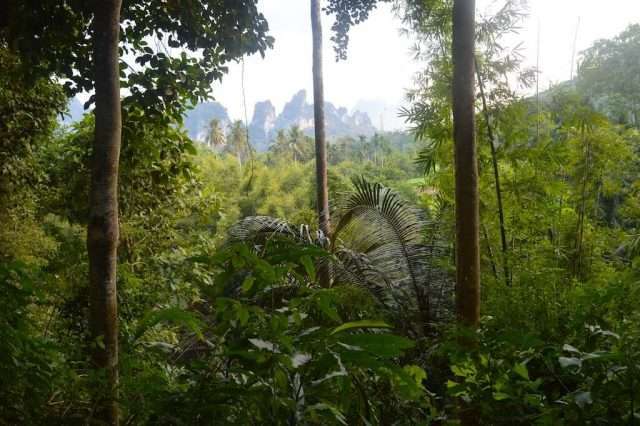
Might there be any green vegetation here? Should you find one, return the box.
[2,1,640,424]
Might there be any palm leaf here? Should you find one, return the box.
[228,215,328,248]
[333,177,453,335]
[225,178,453,335]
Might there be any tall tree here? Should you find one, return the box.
[227,120,249,168]
[205,118,226,149]
[452,8,481,425]
[475,60,510,287]
[578,24,640,127]
[287,125,305,164]
[87,1,122,423]
[311,0,331,241]
[452,0,480,329]
[2,2,273,422]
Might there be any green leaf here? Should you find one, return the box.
[300,255,316,282]
[451,364,474,378]
[513,362,529,380]
[446,380,466,397]
[338,333,414,358]
[307,403,347,425]
[254,258,277,283]
[493,392,510,401]
[404,364,427,383]
[135,307,203,340]
[331,320,391,335]
[241,275,255,293]
[236,305,249,326]
[184,141,197,155]
[390,365,428,400]
[339,349,384,369]
[316,292,341,322]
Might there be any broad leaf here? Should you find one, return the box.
[338,333,414,358]
[331,320,391,335]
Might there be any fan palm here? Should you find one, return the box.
[227,177,453,337]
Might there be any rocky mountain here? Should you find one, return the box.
[185,90,377,151]
[248,90,376,150]
[248,100,277,152]
[183,102,231,141]
[63,91,377,151]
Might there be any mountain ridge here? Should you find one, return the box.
[185,90,377,151]
[62,91,380,151]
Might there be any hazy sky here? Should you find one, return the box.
[213,0,640,128]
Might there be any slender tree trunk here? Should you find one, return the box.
[482,224,499,282]
[452,0,480,328]
[574,127,591,278]
[88,1,122,423]
[311,0,331,288]
[311,0,330,239]
[475,59,510,287]
[452,2,480,422]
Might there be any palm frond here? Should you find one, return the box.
[333,177,453,335]
[228,215,328,248]
[225,178,453,336]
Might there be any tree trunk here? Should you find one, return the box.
[453,1,480,424]
[452,0,480,328]
[311,0,331,287]
[482,224,499,282]
[573,126,592,278]
[475,59,510,287]
[311,0,330,238]
[88,0,123,424]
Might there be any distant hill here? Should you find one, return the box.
[353,98,408,131]
[62,90,378,151]
[186,90,377,151]
[246,90,377,151]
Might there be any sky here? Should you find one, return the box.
[212,0,640,129]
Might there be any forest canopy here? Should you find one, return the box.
[1,1,640,425]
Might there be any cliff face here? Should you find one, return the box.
[249,90,376,150]
[182,90,377,150]
[248,100,277,152]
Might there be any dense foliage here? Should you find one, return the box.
[2,1,640,424]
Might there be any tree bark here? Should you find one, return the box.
[311,0,331,287]
[475,59,510,287]
[88,0,123,424]
[311,0,330,238]
[453,1,480,423]
[452,0,480,328]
